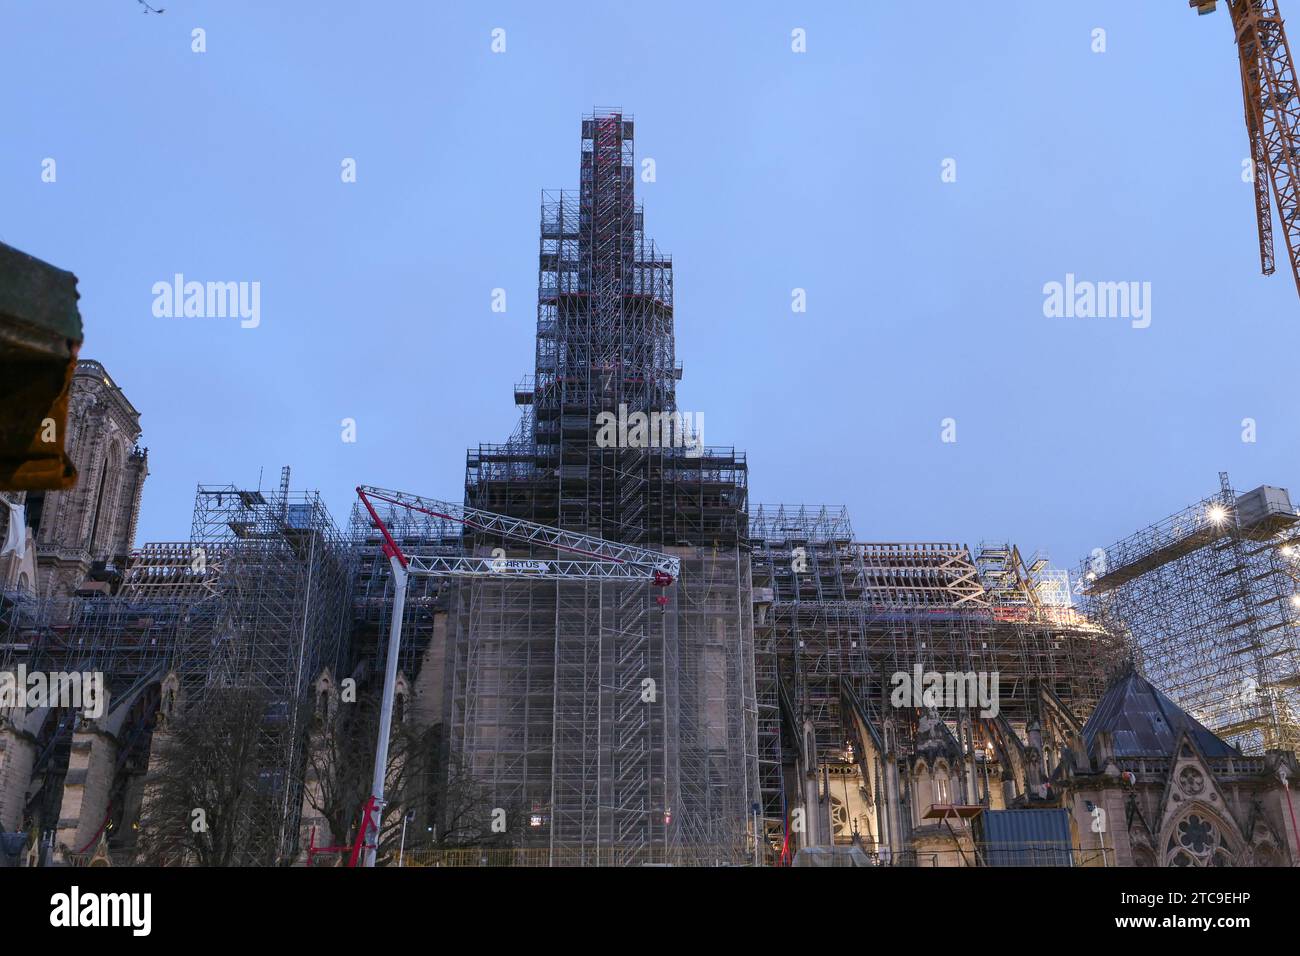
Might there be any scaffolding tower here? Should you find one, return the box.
[446,111,758,865]
[181,467,353,862]
[1080,473,1300,754]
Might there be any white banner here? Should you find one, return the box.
[1,500,25,559]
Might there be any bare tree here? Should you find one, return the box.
[301,691,445,863]
[428,747,527,851]
[301,690,524,863]
[136,687,280,866]
[374,720,443,862]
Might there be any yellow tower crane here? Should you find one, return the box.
[1193,1,1300,299]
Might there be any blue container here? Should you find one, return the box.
[974,809,1073,867]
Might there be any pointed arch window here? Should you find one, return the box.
[87,456,110,551]
[87,444,123,557]
[1165,810,1236,866]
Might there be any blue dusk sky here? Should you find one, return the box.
[2,0,1293,576]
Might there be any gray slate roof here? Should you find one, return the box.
[1082,668,1239,760]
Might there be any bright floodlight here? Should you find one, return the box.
[1207,504,1228,524]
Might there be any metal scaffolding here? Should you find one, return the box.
[445,111,758,865]
[182,467,353,861]
[749,504,1115,860]
[1080,473,1300,754]
[1,469,352,862]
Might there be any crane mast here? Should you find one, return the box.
[1196,0,1300,297]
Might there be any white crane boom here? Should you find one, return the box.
[357,485,679,582]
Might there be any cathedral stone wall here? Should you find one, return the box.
[30,360,147,598]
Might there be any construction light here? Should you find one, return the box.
[1207,504,1228,525]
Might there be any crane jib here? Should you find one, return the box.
[354,485,679,585]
